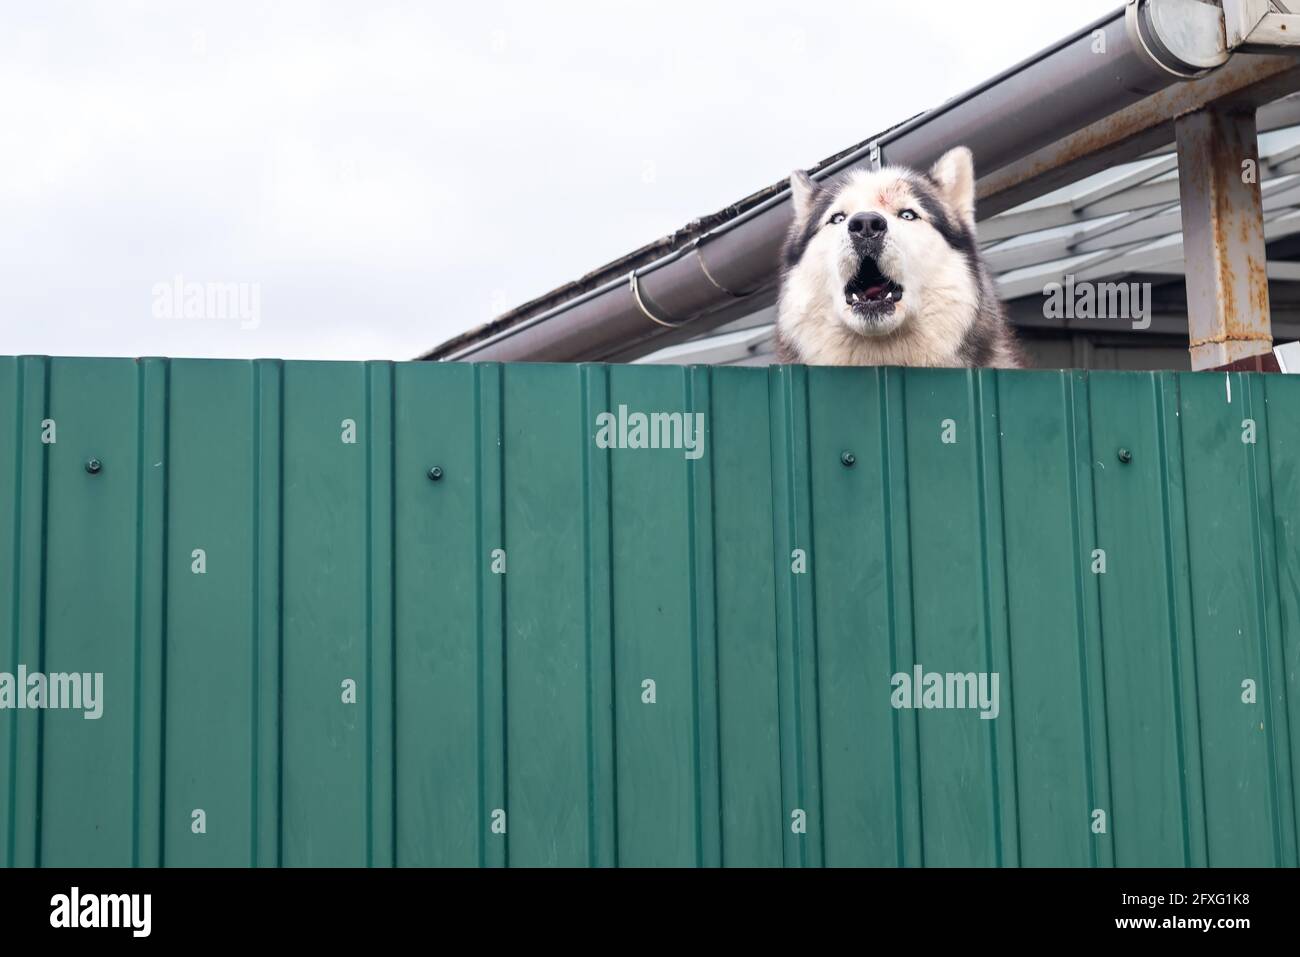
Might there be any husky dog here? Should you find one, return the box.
[776,147,1023,368]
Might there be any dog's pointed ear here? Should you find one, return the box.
[928,147,976,227]
[789,170,820,226]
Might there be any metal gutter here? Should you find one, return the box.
[423,1,1252,363]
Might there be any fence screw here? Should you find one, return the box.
[1117,448,1132,464]
[841,451,856,467]
[85,458,102,475]
[428,466,443,481]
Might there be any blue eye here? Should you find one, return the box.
[899,209,919,221]
[829,212,846,225]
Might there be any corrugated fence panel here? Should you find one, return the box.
[392,361,481,866]
[766,366,823,867]
[901,369,1002,866]
[710,366,781,867]
[280,361,372,866]
[807,367,908,867]
[502,363,593,866]
[164,359,257,866]
[609,364,707,866]
[997,370,1098,867]
[1175,371,1295,865]
[40,358,142,866]
[1088,371,1198,867]
[0,358,14,867]
[1263,373,1300,867]
[1,357,1297,867]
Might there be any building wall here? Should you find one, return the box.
[1020,332,1193,371]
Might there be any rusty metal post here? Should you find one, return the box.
[1174,108,1274,370]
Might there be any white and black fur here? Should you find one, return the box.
[776,147,1023,368]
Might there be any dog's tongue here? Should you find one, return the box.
[863,284,886,299]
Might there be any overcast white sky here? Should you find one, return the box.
[1,0,1120,360]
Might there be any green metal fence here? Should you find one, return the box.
[1,356,1297,866]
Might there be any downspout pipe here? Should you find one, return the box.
[439,1,1228,362]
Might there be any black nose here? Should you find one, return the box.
[848,212,888,236]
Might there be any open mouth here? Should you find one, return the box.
[844,256,903,313]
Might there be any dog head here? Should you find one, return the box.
[779,147,981,345]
